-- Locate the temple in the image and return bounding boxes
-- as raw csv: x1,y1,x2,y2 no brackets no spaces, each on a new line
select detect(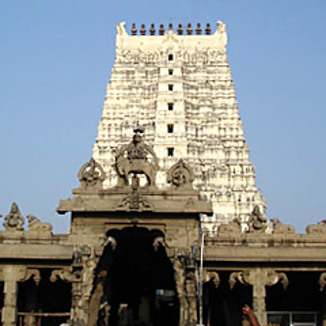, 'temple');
92,21,266,233
0,21,325,326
